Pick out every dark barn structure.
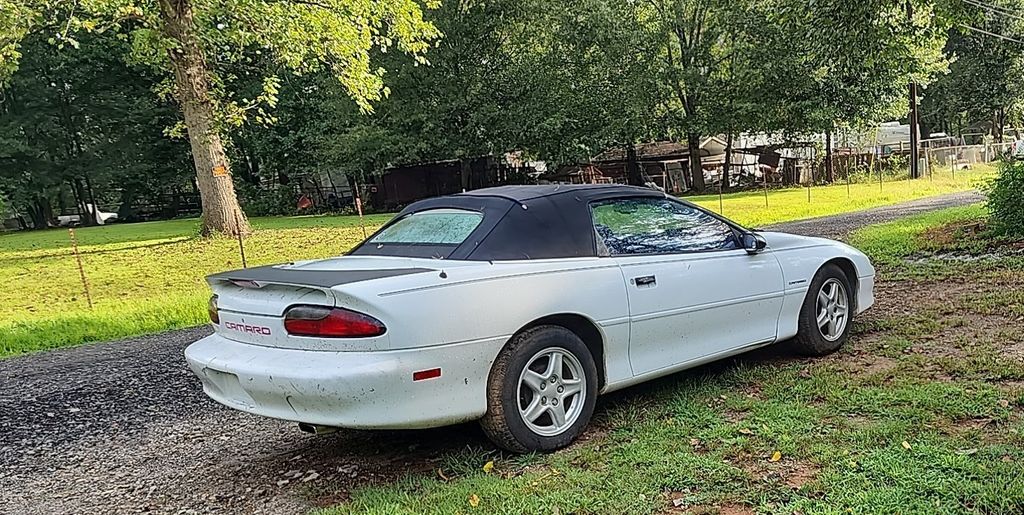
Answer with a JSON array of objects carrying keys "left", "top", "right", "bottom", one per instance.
[{"left": 370, "top": 156, "right": 537, "bottom": 210}]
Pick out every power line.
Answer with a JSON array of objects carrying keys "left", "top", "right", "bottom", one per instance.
[
  {"left": 960, "top": 23, "right": 1024, "bottom": 45},
  {"left": 962, "top": 0, "right": 1024, "bottom": 24}
]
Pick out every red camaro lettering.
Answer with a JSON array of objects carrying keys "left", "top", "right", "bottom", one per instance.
[{"left": 224, "top": 321, "right": 271, "bottom": 335}]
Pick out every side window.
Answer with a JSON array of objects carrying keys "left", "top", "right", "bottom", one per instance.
[{"left": 591, "top": 198, "right": 738, "bottom": 255}]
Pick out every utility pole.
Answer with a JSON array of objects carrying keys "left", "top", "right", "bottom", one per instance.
[{"left": 907, "top": 0, "right": 921, "bottom": 179}]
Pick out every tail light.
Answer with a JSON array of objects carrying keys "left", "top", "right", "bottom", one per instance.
[
  {"left": 208, "top": 295, "right": 220, "bottom": 324},
  {"left": 284, "top": 305, "right": 386, "bottom": 338}
]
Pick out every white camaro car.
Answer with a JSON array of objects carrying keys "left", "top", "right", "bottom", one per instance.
[{"left": 185, "top": 185, "right": 874, "bottom": 452}]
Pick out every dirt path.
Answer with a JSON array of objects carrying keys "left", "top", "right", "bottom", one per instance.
[
  {"left": 761, "top": 191, "right": 984, "bottom": 239},
  {"left": 0, "top": 192, "right": 985, "bottom": 514}
]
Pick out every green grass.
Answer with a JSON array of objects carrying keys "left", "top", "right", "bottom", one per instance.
[
  {"left": 0, "top": 167, "right": 992, "bottom": 358},
  {"left": 318, "top": 363, "right": 1022, "bottom": 514},
  {"left": 0, "top": 213, "right": 392, "bottom": 357},
  {"left": 311, "top": 199, "right": 1023, "bottom": 515},
  {"left": 686, "top": 166, "right": 993, "bottom": 228},
  {"left": 847, "top": 204, "right": 990, "bottom": 266}
]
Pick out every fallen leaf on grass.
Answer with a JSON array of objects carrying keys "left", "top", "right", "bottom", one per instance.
[
  {"left": 770, "top": 451, "right": 782, "bottom": 462},
  {"left": 469, "top": 494, "right": 480, "bottom": 507},
  {"left": 738, "top": 428, "right": 754, "bottom": 435},
  {"left": 901, "top": 441, "right": 912, "bottom": 450},
  {"left": 482, "top": 461, "right": 494, "bottom": 474}
]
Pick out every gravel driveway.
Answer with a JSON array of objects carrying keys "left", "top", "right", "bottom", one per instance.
[{"left": 0, "top": 192, "right": 984, "bottom": 514}]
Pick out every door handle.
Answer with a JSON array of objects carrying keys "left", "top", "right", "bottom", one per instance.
[{"left": 633, "top": 275, "right": 656, "bottom": 287}]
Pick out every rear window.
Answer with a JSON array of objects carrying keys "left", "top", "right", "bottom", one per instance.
[{"left": 368, "top": 209, "right": 483, "bottom": 246}]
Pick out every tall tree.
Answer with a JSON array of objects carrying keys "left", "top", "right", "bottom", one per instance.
[
  {"left": 0, "top": 32, "right": 190, "bottom": 229},
  {"left": 921, "top": 0, "right": 1024, "bottom": 140},
  {"left": 2, "top": 0, "right": 440, "bottom": 234}
]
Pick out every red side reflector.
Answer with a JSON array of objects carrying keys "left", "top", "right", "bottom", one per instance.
[{"left": 413, "top": 368, "right": 441, "bottom": 381}]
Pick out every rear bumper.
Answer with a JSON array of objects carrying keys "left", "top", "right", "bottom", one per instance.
[{"left": 184, "top": 334, "right": 505, "bottom": 429}]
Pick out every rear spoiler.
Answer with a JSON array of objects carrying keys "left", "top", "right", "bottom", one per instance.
[{"left": 207, "top": 264, "right": 434, "bottom": 289}]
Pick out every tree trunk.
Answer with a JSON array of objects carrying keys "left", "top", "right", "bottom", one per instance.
[
  {"left": 995, "top": 109, "right": 1005, "bottom": 143},
  {"left": 686, "top": 133, "right": 706, "bottom": 193},
  {"left": 825, "top": 131, "right": 834, "bottom": 183},
  {"left": 72, "top": 178, "right": 97, "bottom": 226},
  {"left": 625, "top": 143, "right": 644, "bottom": 186},
  {"left": 159, "top": 0, "right": 249, "bottom": 236},
  {"left": 28, "top": 196, "right": 53, "bottom": 229},
  {"left": 84, "top": 174, "right": 100, "bottom": 223}
]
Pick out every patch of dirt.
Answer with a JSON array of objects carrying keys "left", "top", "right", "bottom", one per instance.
[
  {"left": 919, "top": 220, "right": 988, "bottom": 248},
  {"left": 932, "top": 415, "right": 1015, "bottom": 446},
  {"left": 1004, "top": 342, "right": 1024, "bottom": 361},
  {"left": 718, "top": 503, "right": 756, "bottom": 515},
  {"left": 998, "top": 380, "right": 1024, "bottom": 392},
  {"left": 668, "top": 501, "right": 755, "bottom": 515},
  {"left": 843, "top": 353, "right": 899, "bottom": 377},
  {"left": 852, "top": 275, "right": 1024, "bottom": 370},
  {"left": 910, "top": 220, "right": 1024, "bottom": 263},
  {"left": 734, "top": 455, "right": 821, "bottom": 491}
]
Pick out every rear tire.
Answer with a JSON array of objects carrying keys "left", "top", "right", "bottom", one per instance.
[
  {"left": 480, "top": 325, "right": 598, "bottom": 453},
  {"left": 792, "top": 264, "right": 854, "bottom": 356}
]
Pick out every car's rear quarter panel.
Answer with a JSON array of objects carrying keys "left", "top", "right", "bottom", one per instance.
[{"left": 338, "top": 257, "right": 634, "bottom": 385}]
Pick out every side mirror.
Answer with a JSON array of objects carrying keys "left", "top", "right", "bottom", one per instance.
[{"left": 742, "top": 232, "right": 767, "bottom": 254}]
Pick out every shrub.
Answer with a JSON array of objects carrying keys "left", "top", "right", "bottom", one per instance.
[
  {"left": 984, "top": 159, "right": 1024, "bottom": 236},
  {"left": 237, "top": 182, "right": 299, "bottom": 217}
]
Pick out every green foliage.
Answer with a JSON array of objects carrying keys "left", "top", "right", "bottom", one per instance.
[
  {"left": 921, "top": 0, "right": 1024, "bottom": 139},
  {"left": 985, "top": 160, "right": 1024, "bottom": 236},
  {"left": 0, "top": 32, "right": 193, "bottom": 227},
  {"left": 2, "top": 0, "right": 442, "bottom": 116},
  {"left": 236, "top": 182, "right": 300, "bottom": 217}
]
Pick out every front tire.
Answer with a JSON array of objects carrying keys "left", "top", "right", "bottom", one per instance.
[
  {"left": 792, "top": 264, "right": 854, "bottom": 356},
  {"left": 480, "top": 325, "right": 598, "bottom": 453}
]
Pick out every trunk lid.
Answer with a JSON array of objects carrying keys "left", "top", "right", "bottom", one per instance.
[{"left": 208, "top": 256, "right": 440, "bottom": 350}]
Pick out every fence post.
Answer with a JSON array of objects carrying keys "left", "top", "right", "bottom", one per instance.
[
  {"left": 68, "top": 228, "right": 93, "bottom": 310},
  {"left": 807, "top": 166, "right": 812, "bottom": 203},
  {"left": 763, "top": 166, "right": 769, "bottom": 207},
  {"left": 718, "top": 173, "right": 724, "bottom": 214},
  {"left": 355, "top": 195, "right": 367, "bottom": 239},
  {"left": 951, "top": 147, "right": 956, "bottom": 180},
  {"left": 846, "top": 158, "right": 851, "bottom": 197},
  {"left": 234, "top": 210, "right": 247, "bottom": 268}
]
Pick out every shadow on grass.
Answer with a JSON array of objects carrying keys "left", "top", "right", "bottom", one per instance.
[{"left": 0, "top": 236, "right": 195, "bottom": 263}]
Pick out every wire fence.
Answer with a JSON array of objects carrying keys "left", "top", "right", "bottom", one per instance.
[
  {"left": 0, "top": 147, "right": 1010, "bottom": 345},
  {"left": 924, "top": 142, "right": 1015, "bottom": 177}
]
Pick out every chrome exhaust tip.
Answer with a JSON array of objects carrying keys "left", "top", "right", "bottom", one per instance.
[{"left": 297, "top": 422, "right": 339, "bottom": 435}]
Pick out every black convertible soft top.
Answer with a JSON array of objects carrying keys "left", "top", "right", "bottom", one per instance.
[{"left": 349, "top": 184, "right": 671, "bottom": 261}]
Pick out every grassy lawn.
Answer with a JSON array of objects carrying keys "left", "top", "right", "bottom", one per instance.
[
  {"left": 687, "top": 167, "right": 992, "bottom": 229},
  {"left": 0, "top": 167, "right": 992, "bottom": 358},
  {"left": 311, "top": 204, "right": 1023, "bottom": 514}
]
